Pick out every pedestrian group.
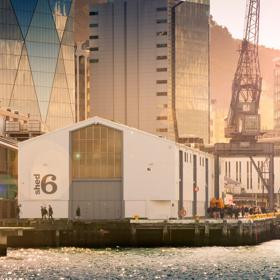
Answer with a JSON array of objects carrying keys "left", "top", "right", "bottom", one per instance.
[{"left": 41, "top": 205, "right": 54, "bottom": 220}]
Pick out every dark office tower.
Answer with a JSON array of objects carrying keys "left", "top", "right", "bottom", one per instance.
[
  {"left": 0, "top": 0, "right": 75, "bottom": 131},
  {"left": 89, "top": 0, "right": 210, "bottom": 143}
]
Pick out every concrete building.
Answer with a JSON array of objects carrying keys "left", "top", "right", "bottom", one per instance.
[
  {"left": 88, "top": 0, "right": 210, "bottom": 143},
  {"left": 75, "top": 40, "right": 90, "bottom": 122},
  {"left": 0, "top": 0, "right": 75, "bottom": 131},
  {"left": 18, "top": 116, "right": 214, "bottom": 220},
  {"left": 17, "top": 116, "right": 280, "bottom": 217},
  {"left": 218, "top": 156, "right": 280, "bottom": 207},
  {"left": 0, "top": 107, "right": 45, "bottom": 141}
]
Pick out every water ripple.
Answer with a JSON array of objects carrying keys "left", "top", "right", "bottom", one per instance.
[{"left": 0, "top": 241, "right": 280, "bottom": 279}]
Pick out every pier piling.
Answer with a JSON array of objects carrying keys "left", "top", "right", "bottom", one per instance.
[
  {"left": 0, "top": 234, "right": 7, "bottom": 256},
  {"left": 0, "top": 218, "right": 279, "bottom": 250}
]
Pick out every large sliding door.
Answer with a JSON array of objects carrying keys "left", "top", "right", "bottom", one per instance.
[
  {"left": 70, "top": 124, "right": 123, "bottom": 220},
  {"left": 71, "top": 180, "right": 122, "bottom": 219}
]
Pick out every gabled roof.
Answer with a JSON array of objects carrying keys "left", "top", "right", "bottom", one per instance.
[
  {"left": 18, "top": 116, "right": 212, "bottom": 157},
  {"left": 19, "top": 116, "right": 175, "bottom": 146}
]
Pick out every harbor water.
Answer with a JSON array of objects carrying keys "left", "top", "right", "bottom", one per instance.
[{"left": 1, "top": 241, "right": 280, "bottom": 279}]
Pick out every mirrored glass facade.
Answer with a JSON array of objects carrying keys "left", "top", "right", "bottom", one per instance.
[
  {"left": 71, "top": 124, "right": 123, "bottom": 180},
  {"left": 0, "top": 0, "right": 75, "bottom": 131},
  {"left": 172, "top": 0, "right": 210, "bottom": 143}
]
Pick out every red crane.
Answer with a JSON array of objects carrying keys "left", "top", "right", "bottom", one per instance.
[{"left": 225, "top": 0, "right": 262, "bottom": 143}]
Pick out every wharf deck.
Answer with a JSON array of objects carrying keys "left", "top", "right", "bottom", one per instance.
[{"left": 0, "top": 218, "right": 278, "bottom": 255}]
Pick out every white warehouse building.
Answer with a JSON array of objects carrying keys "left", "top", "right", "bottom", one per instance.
[
  {"left": 219, "top": 156, "right": 280, "bottom": 206},
  {"left": 18, "top": 117, "right": 214, "bottom": 220}
]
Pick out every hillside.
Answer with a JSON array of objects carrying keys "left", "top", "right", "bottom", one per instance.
[
  {"left": 210, "top": 20, "right": 280, "bottom": 130},
  {"left": 210, "top": 19, "right": 280, "bottom": 110}
]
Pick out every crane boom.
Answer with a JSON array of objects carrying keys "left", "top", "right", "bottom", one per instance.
[{"left": 225, "top": 0, "right": 262, "bottom": 142}]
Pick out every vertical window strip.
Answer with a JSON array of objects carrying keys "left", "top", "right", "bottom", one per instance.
[
  {"left": 236, "top": 161, "right": 238, "bottom": 182},
  {"left": 257, "top": 161, "right": 260, "bottom": 190},
  {"left": 239, "top": 161, "right": 242, "bottom": 183},
  {"left": 247, "top": 161, "right": 249, "bottom": 189},
  {"left": 250, "top": 161, "right": 253, "bottom": 189},
  {"left": 225, "top": 161, "right": 228, "bottom": 177}
]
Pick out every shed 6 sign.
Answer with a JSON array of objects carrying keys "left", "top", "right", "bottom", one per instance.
[{"left": 33, "top": 174, "right": 58, "bottom": 196}]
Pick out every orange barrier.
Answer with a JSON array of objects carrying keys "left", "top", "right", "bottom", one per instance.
[{"left": 247, "top": 212, "right": 280, "bottom": 220}]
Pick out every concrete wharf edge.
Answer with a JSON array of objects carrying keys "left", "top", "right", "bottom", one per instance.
[{"left": 0, "top": 218, "right": 279, "bottom": 255}]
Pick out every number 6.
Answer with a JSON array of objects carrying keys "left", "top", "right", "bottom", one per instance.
[{"left": 41, "top": 174, "right": 57, "bottom": 194}]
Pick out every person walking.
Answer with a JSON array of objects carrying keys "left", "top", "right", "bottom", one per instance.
[
  {"left": 48, "top": 205, "right": 54, "bottom": 221},
  {"left": 41, "top": 206, "right": 48, "bottom": 220},
  {"left": 76, "top": 206, "right": 81, "bottom": 219},
  {"left": 241, "top": 207, "right": 245, "bottom": 218},
  {"left": 220, "top": 207, "right": 225, "bottom": 219},
  {"left": 41, "top": 206, "right": 44, "bottom": 219},
  {"left": 234, "top": 207, "right": 240, "bottom": 219}
]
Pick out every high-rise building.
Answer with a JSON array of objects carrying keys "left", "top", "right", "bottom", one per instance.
[
  {"left": 0, "top": 0, "right": 75, "bottom": 131},
  {"left": 171, "top": 0, "right": 209, "bottom": 143},
  {"left": 274, "top": 58, "right": 280, "bottom": 130},
  {"left": 75, "top": 40, "right": 90, "bottom": 122},
  {"left": 89, "top": 0, "right": 210, "bottom": 143}
]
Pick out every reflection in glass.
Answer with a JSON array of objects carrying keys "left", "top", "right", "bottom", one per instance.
[
  {"left": 0, "top": 0, "right": 75, "bottom": 131},
  {"left": 173, "top": 1, "right": 209, "bottom": 143},
  {"left": 0, "top": 145, "right": 17, "bottom": 199}
]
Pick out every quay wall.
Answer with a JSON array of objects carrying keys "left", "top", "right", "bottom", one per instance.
[{"left": 3, "top": 218, "right": 280, "bottom": 248}]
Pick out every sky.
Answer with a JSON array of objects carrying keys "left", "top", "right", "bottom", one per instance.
[{"left": 210, "top": 0, "right": 280, "bottom": 49}]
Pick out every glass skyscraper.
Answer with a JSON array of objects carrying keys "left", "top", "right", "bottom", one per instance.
[
  {"left": 0, "top": 0, "right": 75, "bottom": 131},
  {"left": 171, "top": 0, "right": 210, "bottom": 143}
]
